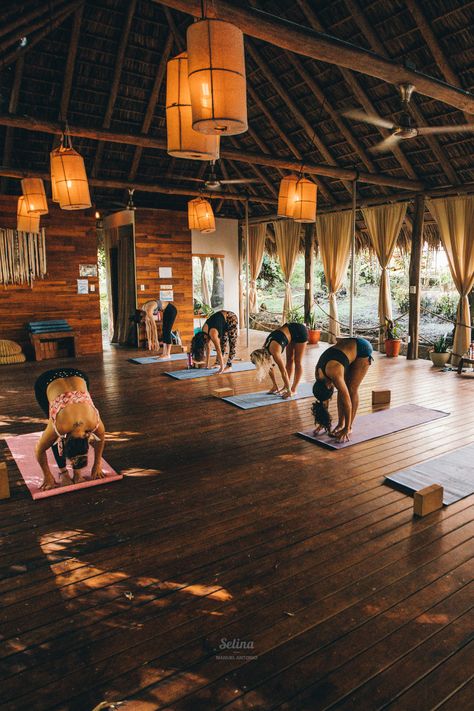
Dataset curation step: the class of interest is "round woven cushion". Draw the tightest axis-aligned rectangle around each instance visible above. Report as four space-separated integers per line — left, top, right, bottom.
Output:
0 340 22 357
0 353 26 365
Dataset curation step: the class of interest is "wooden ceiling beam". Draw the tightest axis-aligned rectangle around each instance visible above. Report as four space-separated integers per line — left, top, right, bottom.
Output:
1 57 24 193
0 113 424 190
349 0 460 187
295 0 420 182
58 5 83 122
92 0 137 178
0 165 276 206
152 0 474 114
405 0 471 124
128 31 174 182
247 41 353 199
0 0 67 54
0 1 82 69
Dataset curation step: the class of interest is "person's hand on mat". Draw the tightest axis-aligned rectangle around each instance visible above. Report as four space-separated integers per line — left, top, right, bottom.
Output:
59 469 74 487
333 428 350 442
268 386 281 394
91 467 106 480
281 388 292 399
40 472 57 491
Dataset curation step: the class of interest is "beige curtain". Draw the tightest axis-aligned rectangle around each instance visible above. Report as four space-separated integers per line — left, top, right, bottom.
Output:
216 257 224 279
362 202 407 342
200 256 211 306
273 220 302 321
248 223 267 314
316 212 352 343
429 195 474 361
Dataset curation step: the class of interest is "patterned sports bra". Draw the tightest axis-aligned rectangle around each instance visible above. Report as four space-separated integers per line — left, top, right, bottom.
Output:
49 391 100 449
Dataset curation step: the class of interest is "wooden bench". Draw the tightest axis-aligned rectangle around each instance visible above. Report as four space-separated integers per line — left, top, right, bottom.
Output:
28 320 79 361
457 355 474 374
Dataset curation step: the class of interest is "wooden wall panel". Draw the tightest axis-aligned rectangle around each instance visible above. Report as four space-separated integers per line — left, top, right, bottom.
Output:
0 195 102 357
134 208 194 347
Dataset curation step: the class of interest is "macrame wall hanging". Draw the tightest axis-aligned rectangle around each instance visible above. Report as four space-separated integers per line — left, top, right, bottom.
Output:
0 228 47 286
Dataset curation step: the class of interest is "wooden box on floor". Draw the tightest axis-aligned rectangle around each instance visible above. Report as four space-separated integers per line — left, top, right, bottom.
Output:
0 462 10 500
372 389 391 406
212 387 234 398
414 484 443 517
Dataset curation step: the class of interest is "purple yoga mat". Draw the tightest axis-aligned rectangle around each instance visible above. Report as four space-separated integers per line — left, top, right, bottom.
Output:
297 404 449 450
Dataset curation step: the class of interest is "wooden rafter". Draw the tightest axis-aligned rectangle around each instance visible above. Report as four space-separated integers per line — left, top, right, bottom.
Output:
0 165 275 205
295 0 420 182
153 0 474 114
247 40 353 198
91 0 137 178
0 0 66 54
128 31 174 182
349 0 460 187
58 5 83 122
0 112 424 190
0 1 82 69
405 0 472 124
1 57 24 193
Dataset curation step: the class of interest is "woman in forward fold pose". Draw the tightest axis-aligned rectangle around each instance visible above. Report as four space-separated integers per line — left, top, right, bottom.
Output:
190 309 238 374
250 322 308 399
312 337 373 442
34 368 106 490
140 299 178 357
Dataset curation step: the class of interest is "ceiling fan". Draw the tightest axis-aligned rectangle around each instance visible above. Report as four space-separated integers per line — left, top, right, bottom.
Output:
183 161 261 191
344 83 474 153
107 188 136 212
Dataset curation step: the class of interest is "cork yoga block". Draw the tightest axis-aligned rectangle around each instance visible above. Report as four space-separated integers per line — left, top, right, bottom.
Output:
413 484 444 517
212 388 234 398
372 390 391 406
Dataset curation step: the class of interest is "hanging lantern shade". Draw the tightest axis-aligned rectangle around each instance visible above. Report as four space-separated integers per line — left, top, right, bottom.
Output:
188 197 215 233
187 19 248 136
21 178 48 215
293 178 318 223
50 145 91 210
50 147 60 202
17 196 40 233
166 52 220 160
277 174 299 218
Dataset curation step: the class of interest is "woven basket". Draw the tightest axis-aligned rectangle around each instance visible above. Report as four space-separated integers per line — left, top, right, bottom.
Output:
0 353 26 365
0 340 23 357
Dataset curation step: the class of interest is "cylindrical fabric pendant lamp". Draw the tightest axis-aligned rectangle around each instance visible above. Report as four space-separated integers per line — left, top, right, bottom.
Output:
166 52 220 160
277 174 298 218
50 146 91 210
21 178 49 215
17 196 41 232
187 19 248 136
50 147 60 202
188 197 215 233
293 178 318 223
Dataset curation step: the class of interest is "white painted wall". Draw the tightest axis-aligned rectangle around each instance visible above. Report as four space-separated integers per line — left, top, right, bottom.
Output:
191 217 240 316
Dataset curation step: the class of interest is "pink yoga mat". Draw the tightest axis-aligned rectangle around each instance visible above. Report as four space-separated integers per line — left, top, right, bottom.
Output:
297 404 449 450
5 431 122 500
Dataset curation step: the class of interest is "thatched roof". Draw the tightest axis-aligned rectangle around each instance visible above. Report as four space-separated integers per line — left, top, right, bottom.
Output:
0 0 472 224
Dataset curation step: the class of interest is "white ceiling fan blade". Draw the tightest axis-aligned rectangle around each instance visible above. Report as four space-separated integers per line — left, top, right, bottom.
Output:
343 108 395 130
369 133 403 154
219 178 261 184
417 124 474 135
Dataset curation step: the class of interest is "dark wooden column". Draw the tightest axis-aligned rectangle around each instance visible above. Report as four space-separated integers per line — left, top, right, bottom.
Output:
304 224 315 323
407 194 425 359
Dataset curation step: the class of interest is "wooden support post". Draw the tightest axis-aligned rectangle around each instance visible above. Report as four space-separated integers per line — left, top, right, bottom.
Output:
0 462 10 500
407 194 425 360
304 224 314 323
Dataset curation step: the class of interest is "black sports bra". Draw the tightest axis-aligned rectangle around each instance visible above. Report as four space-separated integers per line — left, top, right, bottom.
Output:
264 329 289 352
316 346 350 376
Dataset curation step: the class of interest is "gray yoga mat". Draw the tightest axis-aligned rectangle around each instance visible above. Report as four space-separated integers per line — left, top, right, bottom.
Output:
385 443 474 505
130 351 217 365
223 381 314 409
297 404 449 450
165 361 255 380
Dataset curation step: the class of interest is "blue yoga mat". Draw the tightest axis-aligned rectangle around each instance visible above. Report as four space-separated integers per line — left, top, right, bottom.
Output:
386 442 474 505
129 351 217 365
165 361 256 380
223 381 314 409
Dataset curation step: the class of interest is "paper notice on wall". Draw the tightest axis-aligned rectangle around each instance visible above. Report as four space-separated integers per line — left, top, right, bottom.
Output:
160 290 174 302
159 267 172 278
77 279 89 294
160 284 172 290
79 264 98 277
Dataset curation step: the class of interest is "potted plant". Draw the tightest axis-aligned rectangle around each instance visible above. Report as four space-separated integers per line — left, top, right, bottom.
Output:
384 318 401 357
429 333 451 367
287 306 305 324
306 310 321 345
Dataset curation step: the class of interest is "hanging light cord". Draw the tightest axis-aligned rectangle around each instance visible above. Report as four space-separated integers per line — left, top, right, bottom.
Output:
299 97 328 180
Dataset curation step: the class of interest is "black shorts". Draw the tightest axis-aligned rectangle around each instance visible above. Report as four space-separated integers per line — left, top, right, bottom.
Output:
287 322 309 344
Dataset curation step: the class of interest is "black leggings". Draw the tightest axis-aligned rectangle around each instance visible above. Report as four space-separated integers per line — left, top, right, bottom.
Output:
34 368 89 469
162 304 178 345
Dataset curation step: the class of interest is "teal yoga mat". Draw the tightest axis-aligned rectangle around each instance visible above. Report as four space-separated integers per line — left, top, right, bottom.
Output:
223 381 314 409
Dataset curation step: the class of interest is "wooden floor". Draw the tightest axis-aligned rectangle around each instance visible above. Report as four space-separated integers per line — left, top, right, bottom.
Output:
1 332 473 711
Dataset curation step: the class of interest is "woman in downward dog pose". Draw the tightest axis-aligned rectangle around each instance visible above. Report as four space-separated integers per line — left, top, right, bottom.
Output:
190 309 238 374
312 337 373 442
250 322 308 399
34 368 106 490
140 299 178 357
